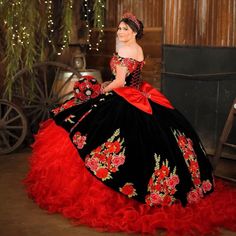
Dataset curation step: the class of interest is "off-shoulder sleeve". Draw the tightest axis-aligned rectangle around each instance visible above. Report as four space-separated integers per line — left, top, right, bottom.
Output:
110 54 138 75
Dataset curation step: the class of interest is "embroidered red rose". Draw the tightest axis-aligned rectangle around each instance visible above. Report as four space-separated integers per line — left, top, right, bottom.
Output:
97 154 106 162
193 177 201 186
187 189 201 204
85 158 99 172
150 193 162 204
158 171 166 180
154 183 162 191
161 165 170 175
85 128 126 182
72 132 87 149
145 196 151 205
184 149 194 159
201 180 212 193
119 183 137 198
166 175 180 189
170 189 177 195
187 138 194 150
96 168 109 180
189 160 199 172
146 154 179 206
171 175 180 184
113 141 121 153
178 135 187 148
94 146 102 153
111 155 125 167
162 195 172 206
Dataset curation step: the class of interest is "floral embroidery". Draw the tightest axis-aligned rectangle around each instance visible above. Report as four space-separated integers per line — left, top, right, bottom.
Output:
51 99 77 115
201 180 212 193
72 131 87 149
119 183 137 198
145 154 179 206
65 114 75 123
172 129 213 203
85 129 126 181
110 53 144 76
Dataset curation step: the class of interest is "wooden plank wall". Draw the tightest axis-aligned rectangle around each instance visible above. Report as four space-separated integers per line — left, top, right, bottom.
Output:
164 0 236 47
86 0 163 88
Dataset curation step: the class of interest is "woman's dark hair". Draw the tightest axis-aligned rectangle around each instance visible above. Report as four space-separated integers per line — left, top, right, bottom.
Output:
119 18 144 40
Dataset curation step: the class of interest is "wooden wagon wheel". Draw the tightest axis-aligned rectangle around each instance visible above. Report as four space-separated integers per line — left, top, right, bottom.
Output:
0 100 27 154
10 61 81 133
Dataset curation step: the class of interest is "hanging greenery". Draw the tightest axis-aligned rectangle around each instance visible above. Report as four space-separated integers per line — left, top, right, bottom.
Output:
0 0 73 99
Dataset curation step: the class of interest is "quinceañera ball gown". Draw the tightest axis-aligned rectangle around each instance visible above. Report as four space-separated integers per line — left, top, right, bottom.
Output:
24 53 236 236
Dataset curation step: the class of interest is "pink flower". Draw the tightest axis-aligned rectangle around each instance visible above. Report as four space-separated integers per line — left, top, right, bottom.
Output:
150 193 162 205
201 180 212 193
85 158 99 171
166 175 180 189
187 189 201 204
111 154 125 167
72 132 87 149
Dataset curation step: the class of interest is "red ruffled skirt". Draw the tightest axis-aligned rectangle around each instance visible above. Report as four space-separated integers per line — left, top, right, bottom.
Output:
24 119 236 236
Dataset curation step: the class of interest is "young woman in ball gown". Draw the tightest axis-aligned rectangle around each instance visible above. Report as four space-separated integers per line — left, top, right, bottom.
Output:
24 13 236 236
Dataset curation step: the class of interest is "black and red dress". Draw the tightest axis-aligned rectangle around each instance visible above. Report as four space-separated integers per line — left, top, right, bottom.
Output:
24 53 236 235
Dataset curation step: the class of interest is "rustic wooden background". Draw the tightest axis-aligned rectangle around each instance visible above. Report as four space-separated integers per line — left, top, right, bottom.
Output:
1 0 236 93
85 0 236 88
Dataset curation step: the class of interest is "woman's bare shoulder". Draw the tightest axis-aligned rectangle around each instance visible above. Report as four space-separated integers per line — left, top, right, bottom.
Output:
117 46 133 58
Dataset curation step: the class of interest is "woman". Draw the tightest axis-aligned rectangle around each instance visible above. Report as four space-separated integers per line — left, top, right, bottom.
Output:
24 13 236 235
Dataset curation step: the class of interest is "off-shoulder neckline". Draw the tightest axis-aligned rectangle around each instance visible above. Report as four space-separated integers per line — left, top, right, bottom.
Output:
113 53 144 63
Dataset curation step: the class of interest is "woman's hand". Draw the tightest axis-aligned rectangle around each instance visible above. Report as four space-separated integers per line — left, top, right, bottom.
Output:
101 81 111 89
101 81 111 94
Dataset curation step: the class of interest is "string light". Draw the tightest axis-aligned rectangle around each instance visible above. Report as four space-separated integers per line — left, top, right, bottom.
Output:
57 0 73 55
45 0 53 44
5 0 30 47
84 0 105 52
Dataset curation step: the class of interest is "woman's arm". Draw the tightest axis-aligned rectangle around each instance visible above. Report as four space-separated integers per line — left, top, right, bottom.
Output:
102 65 127 93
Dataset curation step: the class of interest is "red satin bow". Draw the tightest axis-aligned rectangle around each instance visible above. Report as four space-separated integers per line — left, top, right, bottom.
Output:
114 82 174 114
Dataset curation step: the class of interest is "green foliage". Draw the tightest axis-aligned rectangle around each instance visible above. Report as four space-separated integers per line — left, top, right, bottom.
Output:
0 0 73 99
93 0 105 40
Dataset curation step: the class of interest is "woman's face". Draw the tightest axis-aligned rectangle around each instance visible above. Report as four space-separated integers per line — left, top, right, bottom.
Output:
117 21 135 43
